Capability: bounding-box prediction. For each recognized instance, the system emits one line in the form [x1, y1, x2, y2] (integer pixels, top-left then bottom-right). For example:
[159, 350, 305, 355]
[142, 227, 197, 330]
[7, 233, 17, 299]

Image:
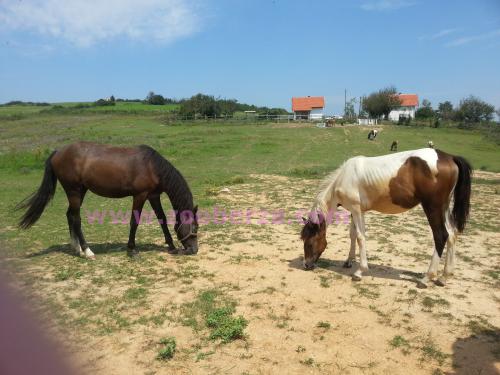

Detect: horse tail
[451, 155, 472, 233]
[17, 151, 58, 229]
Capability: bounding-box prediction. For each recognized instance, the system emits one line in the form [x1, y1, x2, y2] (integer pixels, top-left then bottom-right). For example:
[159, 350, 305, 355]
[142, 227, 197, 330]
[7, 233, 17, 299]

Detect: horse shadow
[25, 242, 168, 259]
[450, 330, 500, 374]
[287, 256, 424, 284]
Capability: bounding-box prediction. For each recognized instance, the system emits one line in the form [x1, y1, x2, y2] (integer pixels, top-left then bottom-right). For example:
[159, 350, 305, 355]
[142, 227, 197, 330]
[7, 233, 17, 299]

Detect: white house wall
[389, 106, 416, 121]
[309, 108, 324, 120]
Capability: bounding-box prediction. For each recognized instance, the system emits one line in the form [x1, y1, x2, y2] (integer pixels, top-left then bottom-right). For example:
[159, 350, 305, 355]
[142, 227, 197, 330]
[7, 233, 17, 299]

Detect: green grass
[179, 289, 247, 343]
[157, 337, 176, 360]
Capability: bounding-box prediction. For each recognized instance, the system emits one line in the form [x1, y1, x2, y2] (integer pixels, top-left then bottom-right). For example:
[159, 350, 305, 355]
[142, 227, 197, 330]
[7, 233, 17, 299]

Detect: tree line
[144, 91, 289, 117]
[358, 86, 498, 127]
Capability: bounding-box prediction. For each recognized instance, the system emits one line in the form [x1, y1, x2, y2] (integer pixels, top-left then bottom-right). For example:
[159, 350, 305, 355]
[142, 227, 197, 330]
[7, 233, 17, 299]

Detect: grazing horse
[17, 142, 199, 259]
[301, 148, 472, 287]
[390, 140, 398, 151]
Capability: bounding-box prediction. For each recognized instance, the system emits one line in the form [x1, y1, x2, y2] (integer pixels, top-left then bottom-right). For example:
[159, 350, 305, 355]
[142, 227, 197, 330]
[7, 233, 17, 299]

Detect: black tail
[17, 151, 58, 229]
[452, 155, 472, 233]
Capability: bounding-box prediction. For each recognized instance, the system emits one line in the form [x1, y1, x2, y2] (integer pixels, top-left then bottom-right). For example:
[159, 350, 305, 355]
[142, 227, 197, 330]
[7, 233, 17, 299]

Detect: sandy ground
[4, 172, 500, 375]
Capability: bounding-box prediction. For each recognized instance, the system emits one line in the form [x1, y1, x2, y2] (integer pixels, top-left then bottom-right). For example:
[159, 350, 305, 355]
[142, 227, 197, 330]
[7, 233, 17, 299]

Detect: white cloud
[446, 29, 500, 47]
[360, 0, 416, 11]
[0, 0, 203, 47]
[418, 28, 459, 41]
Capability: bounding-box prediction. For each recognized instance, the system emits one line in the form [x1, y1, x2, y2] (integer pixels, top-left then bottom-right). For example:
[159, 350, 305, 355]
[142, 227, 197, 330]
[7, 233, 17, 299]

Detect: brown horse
[301, 148, 472, 287]
[17, 142, 198, 258]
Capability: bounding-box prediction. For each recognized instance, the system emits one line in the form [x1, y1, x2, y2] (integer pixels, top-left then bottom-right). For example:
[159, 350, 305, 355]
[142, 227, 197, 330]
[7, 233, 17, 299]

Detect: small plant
[389, 335, 411, 355]
[421, 295, 450, 311]
[206, 307, 248, 343]
[296, 345, 306, 353]
[157, 337, 176, 360]
[316, 321, 331, 329]
[421, 337, 448, 366]
[300, 357, 315, 366]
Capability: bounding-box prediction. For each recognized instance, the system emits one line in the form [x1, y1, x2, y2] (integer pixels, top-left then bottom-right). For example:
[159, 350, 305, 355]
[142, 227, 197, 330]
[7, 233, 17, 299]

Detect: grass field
[0, 111, 499, 374]
[0, 101, 179, 118]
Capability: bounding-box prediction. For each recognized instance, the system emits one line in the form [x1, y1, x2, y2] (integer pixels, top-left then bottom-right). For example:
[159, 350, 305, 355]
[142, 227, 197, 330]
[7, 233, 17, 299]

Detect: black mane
[139, 145, 194, 212]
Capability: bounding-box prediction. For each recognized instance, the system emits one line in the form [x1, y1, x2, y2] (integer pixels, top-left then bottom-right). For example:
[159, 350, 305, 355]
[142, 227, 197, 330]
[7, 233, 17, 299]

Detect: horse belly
[371, 196, 412, 214]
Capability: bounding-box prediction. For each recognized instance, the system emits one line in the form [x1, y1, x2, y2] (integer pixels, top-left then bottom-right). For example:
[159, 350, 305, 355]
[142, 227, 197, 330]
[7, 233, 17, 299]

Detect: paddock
[1, 118, 499, 375]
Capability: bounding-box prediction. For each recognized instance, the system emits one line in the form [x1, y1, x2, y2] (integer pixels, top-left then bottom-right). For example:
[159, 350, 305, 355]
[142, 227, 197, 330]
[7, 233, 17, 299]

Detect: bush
[93, 99, 115, 106]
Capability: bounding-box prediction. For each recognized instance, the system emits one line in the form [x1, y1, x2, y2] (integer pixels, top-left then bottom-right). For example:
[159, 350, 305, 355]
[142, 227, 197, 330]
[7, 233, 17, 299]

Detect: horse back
[51, 142, 161, 197]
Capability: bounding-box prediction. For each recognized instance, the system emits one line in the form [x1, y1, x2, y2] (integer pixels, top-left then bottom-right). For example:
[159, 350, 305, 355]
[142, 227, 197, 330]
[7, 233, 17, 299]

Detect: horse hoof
[167, 247, 179, 255]
[416, 280, 428, 289]
[351, 274, 362, 282]
[343, 261, 353, 268]
[435, 279, 446, 287]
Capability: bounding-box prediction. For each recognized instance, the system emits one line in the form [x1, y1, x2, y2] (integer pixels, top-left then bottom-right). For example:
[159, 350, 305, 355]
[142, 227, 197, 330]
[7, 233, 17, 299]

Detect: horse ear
[193, 205, 198, 214]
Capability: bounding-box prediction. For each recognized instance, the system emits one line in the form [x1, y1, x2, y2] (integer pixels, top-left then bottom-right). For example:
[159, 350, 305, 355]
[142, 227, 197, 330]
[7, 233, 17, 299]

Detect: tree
[145, 91, 165, 105]
[455, 95, 495, 123]
[179, 93, 219, 117]
[362, 86, 401, 119]
[415, 98, 435, 119]
[109, 95, 115, 103]
[345, 98, 356, 119]
[438, 101, 453, 120]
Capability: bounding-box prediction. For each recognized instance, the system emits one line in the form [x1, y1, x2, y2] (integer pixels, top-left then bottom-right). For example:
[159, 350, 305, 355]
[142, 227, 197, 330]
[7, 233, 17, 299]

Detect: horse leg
[419, 204, 448, 288]
[343, 215, 356, 268]
[127, 193, 147, 257]
[351, 209, 368, 281]
[66, 188, 94, 259]
[439, 208, 458, 285]
[148, 195, 176, 253]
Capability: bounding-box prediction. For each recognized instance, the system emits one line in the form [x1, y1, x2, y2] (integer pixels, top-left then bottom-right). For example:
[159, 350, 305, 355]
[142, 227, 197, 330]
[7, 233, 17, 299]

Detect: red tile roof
[398, 94, 419, 107]
[292, 96, 325, 111]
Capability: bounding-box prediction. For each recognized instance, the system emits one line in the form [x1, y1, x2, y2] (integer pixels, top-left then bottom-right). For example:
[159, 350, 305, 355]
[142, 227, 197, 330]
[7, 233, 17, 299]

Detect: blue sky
[1, 0, 499, 114]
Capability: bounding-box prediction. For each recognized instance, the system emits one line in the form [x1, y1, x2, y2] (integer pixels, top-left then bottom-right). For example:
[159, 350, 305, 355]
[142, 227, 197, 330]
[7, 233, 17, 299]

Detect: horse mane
[313, 162, 346, 215]
[139, 145, 193, 211]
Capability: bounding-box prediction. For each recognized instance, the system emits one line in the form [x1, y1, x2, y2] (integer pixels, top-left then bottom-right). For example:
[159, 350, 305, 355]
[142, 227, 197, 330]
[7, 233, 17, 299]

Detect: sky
[1, 0, 500, 114]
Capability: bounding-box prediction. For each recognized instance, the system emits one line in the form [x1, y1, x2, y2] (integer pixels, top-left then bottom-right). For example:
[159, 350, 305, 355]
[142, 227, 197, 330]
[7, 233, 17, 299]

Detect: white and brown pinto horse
[301, 148, 472, 287]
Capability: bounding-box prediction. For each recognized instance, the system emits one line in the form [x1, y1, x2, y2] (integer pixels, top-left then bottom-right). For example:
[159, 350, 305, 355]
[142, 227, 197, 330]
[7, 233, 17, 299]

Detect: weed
[300, 357, 315, 366]
[157, 337, 176, 360]
[316, 321, 331, 330]
[296, 345, 306, 353]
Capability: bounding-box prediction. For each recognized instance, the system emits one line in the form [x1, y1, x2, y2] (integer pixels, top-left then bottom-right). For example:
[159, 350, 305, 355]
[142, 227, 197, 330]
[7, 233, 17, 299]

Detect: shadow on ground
[25, 242, 168, 258]
[451, 330, 500, 374]
[287, 256, 424, 284]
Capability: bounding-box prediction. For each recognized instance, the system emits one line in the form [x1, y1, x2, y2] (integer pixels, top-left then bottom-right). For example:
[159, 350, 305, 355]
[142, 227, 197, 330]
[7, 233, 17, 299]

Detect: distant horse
[367, 129, 378, 140]
[301, 148, 472, 287]
[326, 119, 336, 127]
[17, 142, 198, 259]
[390, 140, 398, 151]
[428, 141, 434, 148]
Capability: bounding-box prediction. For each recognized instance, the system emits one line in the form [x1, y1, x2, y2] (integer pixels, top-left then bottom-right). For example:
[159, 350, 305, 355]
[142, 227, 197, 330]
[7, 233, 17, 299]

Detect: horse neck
[161, 171, 194, 213]
[314, 166, 343, 217]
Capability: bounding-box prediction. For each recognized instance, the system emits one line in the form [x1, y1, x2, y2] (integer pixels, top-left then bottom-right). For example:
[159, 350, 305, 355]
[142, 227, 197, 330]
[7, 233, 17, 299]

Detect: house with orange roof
[292, 96, 325, 120]
[388, 94, 419, 121]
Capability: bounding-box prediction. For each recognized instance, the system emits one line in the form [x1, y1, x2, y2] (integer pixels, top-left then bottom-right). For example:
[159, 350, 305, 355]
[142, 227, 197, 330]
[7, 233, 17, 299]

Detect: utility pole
[344, 89, 347, 118]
